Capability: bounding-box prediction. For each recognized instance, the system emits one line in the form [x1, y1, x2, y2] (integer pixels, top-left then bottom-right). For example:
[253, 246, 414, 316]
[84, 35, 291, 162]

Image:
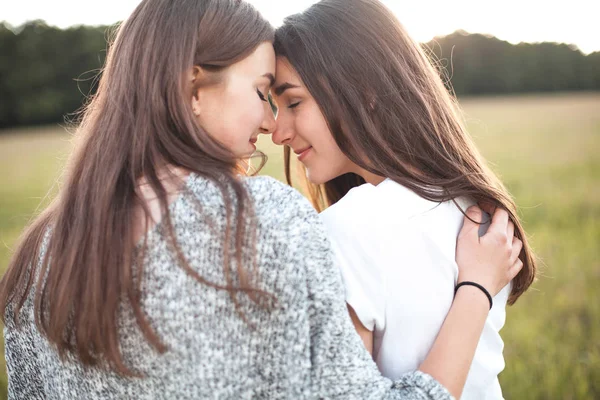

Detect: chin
[305, 168, 334, 186]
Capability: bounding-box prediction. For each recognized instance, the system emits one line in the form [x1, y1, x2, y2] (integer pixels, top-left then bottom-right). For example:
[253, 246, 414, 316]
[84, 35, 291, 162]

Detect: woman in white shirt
[270, 0, 536, 399]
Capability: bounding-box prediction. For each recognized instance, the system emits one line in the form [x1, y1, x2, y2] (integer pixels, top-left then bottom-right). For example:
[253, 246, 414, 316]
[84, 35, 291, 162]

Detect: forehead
[274, 57, 303, 87]
[232, 42, 276, 76]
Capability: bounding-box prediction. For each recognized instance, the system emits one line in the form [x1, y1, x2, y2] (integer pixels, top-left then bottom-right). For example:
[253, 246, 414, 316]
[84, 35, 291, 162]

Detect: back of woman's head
[275, 0, 535, 303]
[0, 0, 273, 376]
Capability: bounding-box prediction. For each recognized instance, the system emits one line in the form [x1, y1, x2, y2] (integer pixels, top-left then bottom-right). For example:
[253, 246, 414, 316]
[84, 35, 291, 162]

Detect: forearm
[419, 286, 489, 399]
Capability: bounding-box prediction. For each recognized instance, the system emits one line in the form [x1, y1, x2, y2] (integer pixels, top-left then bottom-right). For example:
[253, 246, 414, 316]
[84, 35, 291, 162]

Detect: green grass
[0, 92, 599, 399]
[459, 93, 600, 399]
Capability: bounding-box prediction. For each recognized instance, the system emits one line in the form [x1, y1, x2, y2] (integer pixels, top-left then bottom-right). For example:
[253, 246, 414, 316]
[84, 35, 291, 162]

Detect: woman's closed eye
[288, 101, 301, 109]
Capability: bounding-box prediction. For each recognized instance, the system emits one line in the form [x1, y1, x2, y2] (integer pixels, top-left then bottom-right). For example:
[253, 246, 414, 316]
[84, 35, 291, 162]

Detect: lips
[249, 137, 258, 144]
[294, 146, 312, 162]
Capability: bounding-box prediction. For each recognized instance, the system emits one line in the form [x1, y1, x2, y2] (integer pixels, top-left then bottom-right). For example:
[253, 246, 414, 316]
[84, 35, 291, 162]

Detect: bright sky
[3, 0, 599, 54]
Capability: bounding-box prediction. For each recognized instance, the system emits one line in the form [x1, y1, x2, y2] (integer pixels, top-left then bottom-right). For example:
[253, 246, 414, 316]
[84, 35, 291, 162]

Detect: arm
[462, 285, 510, 397]
[418, 286, 489, 398]
[246, 177, 442, 397]
[418, 206, 523, 398]
[303, 203, 520, 399]
[339, 223, 502, 395]
[324, 204, 475, 375]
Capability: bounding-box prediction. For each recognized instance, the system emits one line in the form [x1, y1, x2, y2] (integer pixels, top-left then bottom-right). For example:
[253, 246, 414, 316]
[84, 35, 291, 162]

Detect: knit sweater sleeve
[288, 192, 453, 399]
[4, 304, 47, 399]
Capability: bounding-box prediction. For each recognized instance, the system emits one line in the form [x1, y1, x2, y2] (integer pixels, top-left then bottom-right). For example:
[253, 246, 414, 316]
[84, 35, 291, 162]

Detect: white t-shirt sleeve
[320, 199, 385, 332]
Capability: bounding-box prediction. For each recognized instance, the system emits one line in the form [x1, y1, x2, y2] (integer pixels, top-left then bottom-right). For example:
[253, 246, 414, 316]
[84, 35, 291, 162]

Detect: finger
[507, 220, 515, 241]
[461, 206, 483, 239]
[477, 200, 497, 216]
[488, 207, 510, 236]
[508, 258, 524, 281]
[510, 236, 523, 263]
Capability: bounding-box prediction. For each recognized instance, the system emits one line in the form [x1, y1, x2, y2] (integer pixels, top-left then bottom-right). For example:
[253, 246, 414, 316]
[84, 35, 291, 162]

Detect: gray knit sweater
[4, 174, 452, 399]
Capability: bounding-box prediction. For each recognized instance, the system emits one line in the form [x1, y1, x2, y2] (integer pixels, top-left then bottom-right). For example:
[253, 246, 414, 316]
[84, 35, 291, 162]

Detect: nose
[259, 101, 276, 135]
[271, 114, 294, 146]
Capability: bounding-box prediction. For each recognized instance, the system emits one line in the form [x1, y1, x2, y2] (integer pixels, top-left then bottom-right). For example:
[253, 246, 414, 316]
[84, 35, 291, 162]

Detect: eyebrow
[262, 73, 275, 87]
[273, 82, 300, 96]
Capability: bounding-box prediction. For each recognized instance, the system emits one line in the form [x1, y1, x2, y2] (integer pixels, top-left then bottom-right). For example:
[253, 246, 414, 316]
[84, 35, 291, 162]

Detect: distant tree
[0, 20, 108, 129]
[588, 51, 600, 90]
[424, 30, 598, 96]
[0, 22, 18, 126]
[0, 23, 598, 129]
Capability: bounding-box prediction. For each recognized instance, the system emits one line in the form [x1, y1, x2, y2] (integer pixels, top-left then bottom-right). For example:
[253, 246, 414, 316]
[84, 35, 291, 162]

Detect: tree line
[425, 30, 600, 95]
[1, 21, 599, 129]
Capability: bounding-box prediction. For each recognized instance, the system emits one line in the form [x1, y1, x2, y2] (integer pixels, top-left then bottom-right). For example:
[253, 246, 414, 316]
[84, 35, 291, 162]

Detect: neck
[356, 167, 386, 186]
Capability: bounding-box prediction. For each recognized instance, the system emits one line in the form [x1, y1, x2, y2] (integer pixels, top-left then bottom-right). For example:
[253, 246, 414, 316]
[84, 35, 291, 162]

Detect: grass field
[0, 92, 598, 399]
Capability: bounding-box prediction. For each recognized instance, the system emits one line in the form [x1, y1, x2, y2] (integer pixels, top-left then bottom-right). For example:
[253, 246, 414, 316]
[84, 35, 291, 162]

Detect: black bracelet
[454, 281, 493, 310]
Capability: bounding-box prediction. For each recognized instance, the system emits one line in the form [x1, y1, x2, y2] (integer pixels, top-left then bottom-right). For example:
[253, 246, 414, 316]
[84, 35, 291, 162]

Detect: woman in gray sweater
[1, 1, 523, 399]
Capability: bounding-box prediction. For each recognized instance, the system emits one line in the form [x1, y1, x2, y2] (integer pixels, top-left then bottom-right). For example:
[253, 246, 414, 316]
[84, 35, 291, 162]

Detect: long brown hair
[275, 0, 535, 304]
[0, 0, 273, 375]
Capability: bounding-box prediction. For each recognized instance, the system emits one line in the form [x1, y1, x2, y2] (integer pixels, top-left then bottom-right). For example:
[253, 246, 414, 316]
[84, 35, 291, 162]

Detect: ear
[191, 66, 204, 117]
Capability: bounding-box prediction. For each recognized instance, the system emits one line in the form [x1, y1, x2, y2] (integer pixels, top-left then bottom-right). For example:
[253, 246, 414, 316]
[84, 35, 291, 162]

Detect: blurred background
[0, 1, 598, 399]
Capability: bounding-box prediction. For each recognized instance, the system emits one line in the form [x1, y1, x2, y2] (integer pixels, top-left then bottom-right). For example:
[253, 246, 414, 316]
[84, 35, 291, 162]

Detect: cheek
[222, 93, 263, 149]
[305, 109, 342, 162]
[234, 92, 263, 132]
[298, 109, 351, 183]
[247, 100, 265, 133]
[295, 106, 329, 149]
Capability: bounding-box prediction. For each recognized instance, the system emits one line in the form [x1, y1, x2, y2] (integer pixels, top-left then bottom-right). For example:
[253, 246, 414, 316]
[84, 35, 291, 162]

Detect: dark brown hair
[0, 0, 273, 375]
[275, 0, 535, 304]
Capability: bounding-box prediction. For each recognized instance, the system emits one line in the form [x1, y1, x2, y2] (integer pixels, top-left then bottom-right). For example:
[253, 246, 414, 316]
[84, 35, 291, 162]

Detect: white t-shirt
[320, 179, 510, 400]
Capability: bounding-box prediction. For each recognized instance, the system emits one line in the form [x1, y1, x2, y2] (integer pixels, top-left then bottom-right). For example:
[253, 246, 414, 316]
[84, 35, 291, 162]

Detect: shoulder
[243, 175, 320, 227]
[183, 174, 317, 222]
[321, 179, 469, 236]
[320, 179, 438, 224]
[320, 182, 378, 230]
[244, 176, 311, 209]
[179, 175, 324, 261]
[241, 176, 330, 262]
[319, 180, 470, 268]
[242, 177, 340, 303]
[319, 179, 423, 239]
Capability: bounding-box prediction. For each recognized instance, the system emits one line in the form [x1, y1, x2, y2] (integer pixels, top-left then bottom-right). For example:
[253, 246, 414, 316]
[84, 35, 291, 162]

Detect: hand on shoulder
[456, 206, 523, 297]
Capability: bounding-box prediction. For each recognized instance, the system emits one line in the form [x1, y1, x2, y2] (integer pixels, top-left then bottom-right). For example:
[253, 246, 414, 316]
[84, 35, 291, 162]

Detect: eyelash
[256, 89, 268, 102]
[288, 102, 300, 109]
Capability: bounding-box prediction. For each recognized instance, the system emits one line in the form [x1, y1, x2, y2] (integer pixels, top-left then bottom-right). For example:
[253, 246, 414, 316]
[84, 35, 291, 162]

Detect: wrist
[454, 282, 493, 311]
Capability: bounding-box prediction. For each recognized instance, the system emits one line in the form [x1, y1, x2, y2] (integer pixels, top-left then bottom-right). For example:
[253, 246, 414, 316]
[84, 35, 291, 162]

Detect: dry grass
[0, 92, 598, 399]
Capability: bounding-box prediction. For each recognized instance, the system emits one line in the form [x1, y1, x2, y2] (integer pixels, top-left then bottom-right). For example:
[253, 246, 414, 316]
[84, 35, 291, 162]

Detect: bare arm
[418, 206, 523, 398]
[418, 286, 489, 398]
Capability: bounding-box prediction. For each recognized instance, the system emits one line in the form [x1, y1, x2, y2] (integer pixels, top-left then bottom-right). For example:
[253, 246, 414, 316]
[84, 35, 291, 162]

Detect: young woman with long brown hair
[1, 0, 521, 398]
[272, 0, 536, 399]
